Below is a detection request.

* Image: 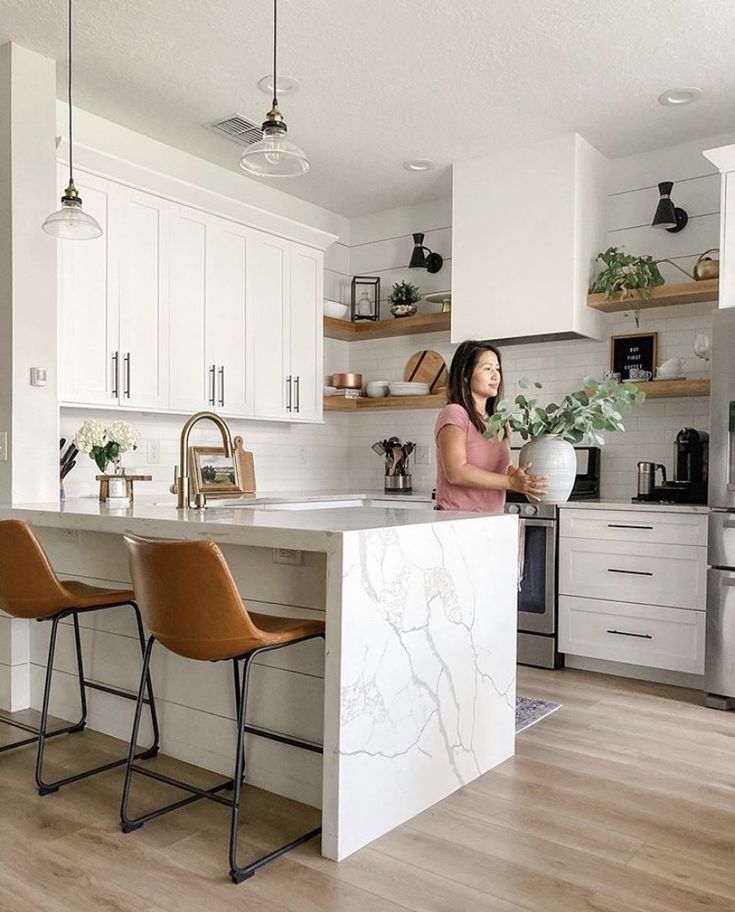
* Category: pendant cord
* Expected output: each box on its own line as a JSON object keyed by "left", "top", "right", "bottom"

{"left": 272, "top": 0, "right": 278, "bottom": 109}
{"left": 67, "top": 0, "right": 74, "bottom": 182}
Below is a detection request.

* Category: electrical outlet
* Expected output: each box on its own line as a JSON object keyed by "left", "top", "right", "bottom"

{"left": 273, "top": 547, "right": 304, "bottom": 566}
{"left": 414, "top": 446, "right": 430, "bottom": 466}
{"left": 0, "top": 431, "right": 7, "bottom": 462}
{"left": 147, "top": 440, "right": 161, "bottom": 464}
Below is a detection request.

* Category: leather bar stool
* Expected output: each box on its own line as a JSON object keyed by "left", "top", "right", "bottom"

{"left": 121, "top": 532, "right": 325, "bottom": 884}
{"left": 0, "top": 520, "right": 159, "bottom": 794}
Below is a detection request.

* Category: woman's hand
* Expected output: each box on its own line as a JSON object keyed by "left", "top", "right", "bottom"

{"left": 507, "top": 463, "right": 549, "bottom": 501}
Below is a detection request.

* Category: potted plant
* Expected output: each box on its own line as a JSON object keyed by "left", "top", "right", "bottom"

{"left": 388, "top": 281, "right": 420, "bottom": 318}
{"left": 485, "top": 377, "right": 645, "bottom": 503}
{"left": 589, "top": 246, "right": 665, "bottom": 326}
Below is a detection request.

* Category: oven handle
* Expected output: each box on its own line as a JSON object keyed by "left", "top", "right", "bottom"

{"left": 516, "top": 518, "right": 556, "bottom": 528}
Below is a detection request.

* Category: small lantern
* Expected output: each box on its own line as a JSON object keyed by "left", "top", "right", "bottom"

{"left": 351, "top": 276, "right": 381, "bottom": 322}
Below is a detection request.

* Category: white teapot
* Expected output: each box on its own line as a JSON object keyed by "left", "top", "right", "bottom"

{"left": 656, "top": 356, "right": 687, "bottom": 379}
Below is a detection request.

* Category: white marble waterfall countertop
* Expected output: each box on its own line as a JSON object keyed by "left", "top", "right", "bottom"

{"left": 0, "top": 492, "right": 499, "bottom": 552}
{"left": 558, "top": 500, "right": 709, "bottom": 515}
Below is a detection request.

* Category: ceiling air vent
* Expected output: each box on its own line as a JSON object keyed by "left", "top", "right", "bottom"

{"left": 206, "top": 113, "right": 263, "bottom": 147}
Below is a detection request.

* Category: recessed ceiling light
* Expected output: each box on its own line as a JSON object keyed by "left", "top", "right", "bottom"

{"left": 403, "top": 159, "right": 437, "bottom": 172}
{"left": 257, "top": 74, "right": 299, "bottom": 95}
{"left": 658, "top": 87, "right": 703, "bottom": 106}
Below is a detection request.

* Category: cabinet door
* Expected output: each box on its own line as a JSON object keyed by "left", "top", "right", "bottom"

{"left": 289, "top": 243, "right": 322, "bottom": 421}
{"left": 117, "top": 188, "right": 169, "bottom": 410}
{"left": 58, "top": 168, "right": 118, "bottom": 405}
{"left": 207, "top": 216, "right": 251, "bottom": 417}
{"left": 169, "top": 206, "right": 209, "bottom": 412}
{"left": 250, "top": 232, "right": 290, "bottom": 418}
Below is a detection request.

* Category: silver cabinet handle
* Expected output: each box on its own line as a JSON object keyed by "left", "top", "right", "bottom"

{"left": 209, "top": 365, "right": 216, "bottom": 406}
{"left": 607, "top": 568, "right": 653, "bottom": 576}
{"left": 286, "top": 375, "right": 292, "bottom": 412}
{"left": 295, "top": 375, "right": 300, "bottom": 413}
{"left": 218, "top": 365, "right": 225, "bottom": 407}
{"left": 607, "top": 524, "right": 654, "bottom": 530}
{"left": 606, "top": 629, "right": 653, "bottom": 639}
{"left": 111, "top": 351, "right": 119, "bottom": 399}
{"left": 123, "top": 352, "right": 131, "bottom": 398}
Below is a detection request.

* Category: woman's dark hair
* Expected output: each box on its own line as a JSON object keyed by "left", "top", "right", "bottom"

{"left": 446, "top": 340, "right": 503, "bottom": 433}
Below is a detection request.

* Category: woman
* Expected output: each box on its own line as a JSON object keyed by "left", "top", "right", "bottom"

{"left": 435, "top": 340, "right": 548, "bottom": 512}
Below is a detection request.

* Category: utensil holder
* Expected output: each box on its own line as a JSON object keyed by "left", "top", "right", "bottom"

{"left": 384, "top": 474, "right": 412, "bottom": 493}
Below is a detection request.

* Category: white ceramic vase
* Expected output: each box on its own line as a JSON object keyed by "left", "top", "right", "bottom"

{"left": 519, "top": 435, "right": 576, "bottom": 504}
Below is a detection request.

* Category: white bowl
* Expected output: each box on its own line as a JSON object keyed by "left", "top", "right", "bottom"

{"left": 366, "top": 381, "right": 390, "bottom": 398}
{"left": 389, "top": 381, "right": 430, "bottom": 396}
{"left": 324, "top": 300, "right": 349, "bottom": 320}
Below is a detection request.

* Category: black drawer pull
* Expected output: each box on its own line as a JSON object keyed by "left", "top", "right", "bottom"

{"left": 607, "top": 524, "right": 654, "bottom": 530}
{"left": 607, "top": 568, "right": 653, "bottom": 576}
{"left": 607, "top": 629, "right": 653, "bottom": 639}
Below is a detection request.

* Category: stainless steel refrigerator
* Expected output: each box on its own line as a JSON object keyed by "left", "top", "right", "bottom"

{"left": 706, "top": 307, "right": 735, "bottom": 709}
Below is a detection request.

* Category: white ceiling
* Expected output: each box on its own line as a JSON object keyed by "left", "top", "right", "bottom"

{"left": 1, "top": 0, "right": 735, "bottom": 217}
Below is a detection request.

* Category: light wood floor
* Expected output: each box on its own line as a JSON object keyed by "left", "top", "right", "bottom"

{"left": 2, "top": 665, "right": 735, "bottom": 912}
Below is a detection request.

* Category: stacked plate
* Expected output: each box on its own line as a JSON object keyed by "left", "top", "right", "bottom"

{"left": 388, "top": 381, "right": 430, "bottom": 396}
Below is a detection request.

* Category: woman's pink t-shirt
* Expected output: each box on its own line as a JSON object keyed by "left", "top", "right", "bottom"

{"left": 434, "top": 403, "right": 511, "bottom": 514}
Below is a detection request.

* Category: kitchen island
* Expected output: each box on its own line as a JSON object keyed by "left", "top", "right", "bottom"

{"left": 0, "top": 496, "right": 518, "bottom": 861}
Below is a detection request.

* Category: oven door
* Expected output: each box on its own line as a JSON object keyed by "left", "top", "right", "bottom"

{"left": 517, "top": 518, "right": 556, "bottom": 635}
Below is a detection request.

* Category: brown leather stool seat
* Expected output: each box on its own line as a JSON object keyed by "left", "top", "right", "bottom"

{"left": 121, "top": 533, "right": 325, "bottom": 884}
{"left": 0, "top": 520, "right": 159, "bottom": 794}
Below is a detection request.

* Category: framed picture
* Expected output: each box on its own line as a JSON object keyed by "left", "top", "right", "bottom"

{"left": 189, "top": 446, "right": 243, "bottom": 499}
{"left": 610, "top": 332, "right": 658, "bottom": 381}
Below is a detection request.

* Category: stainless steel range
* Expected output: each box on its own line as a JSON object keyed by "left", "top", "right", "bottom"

{"left": 506, "top": 447, "right": 600, "bottom": 669}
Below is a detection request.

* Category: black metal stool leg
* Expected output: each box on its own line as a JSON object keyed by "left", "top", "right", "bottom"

{"left": 34, "top": 614, "right": 63, "bottom": 795}
{"left": 120, "top": 636, "right": 155, "bottom": 832}
{"left": 229, "top": 654, "right": 253, "bottom": 881}
{"left": 130, "top": 603, "right": 159, "bottom": 759}
{"left": 68, "top": 612, "right": 88, "bottom": 734}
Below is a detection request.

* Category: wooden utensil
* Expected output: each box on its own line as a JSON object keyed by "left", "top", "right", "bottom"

{"left": 404, "top": 350, "right": 447, "bottom": 391}
{"left": 233, "top": 436, "right": 256, "bottom": 494}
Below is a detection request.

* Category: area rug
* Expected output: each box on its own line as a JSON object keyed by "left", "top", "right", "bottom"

{"left": 515, "top": 696, "right": 561, "bottom": 733}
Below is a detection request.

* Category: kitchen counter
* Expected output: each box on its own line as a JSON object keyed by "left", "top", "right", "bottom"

{"left": 559, "top": 500, "right": 709, "bottom": 514}
{"left": 0, "top": 497, "right": 517, "bottom": 862}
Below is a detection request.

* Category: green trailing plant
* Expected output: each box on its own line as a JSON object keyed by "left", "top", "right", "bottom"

{"left": 387, "top": 281, "right": 420, "bottom": 306}
{"left": 485, "top": 377, "right": 646, "bottom": 447}
{"left": 589, "top": 246, "right": 665, "bottom": 326}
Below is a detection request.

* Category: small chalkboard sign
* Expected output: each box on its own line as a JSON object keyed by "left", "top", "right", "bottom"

{"left": 610, "top": 332, "right": 658, "bottom": 380}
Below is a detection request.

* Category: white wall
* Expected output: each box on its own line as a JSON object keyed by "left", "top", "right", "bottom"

{"left": 339, "top": 134, "right": 728, "bottom": 502}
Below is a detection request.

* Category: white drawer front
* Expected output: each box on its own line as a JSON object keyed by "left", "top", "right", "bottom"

{"left": 559, "top": 538, "right": 706, "bottom": 610}
{"left": 560, "top": 509, "right": 707, "bottom": 547}
{"left": 559, "top": 596, "right": 705, "bottom": 674}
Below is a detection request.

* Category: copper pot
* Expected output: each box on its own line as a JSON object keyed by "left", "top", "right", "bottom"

{"left": 693, "top": 249, "right": 719, "bottom": 281}
{"left": 332, "top": 372, "right": 363, "bottom": 390}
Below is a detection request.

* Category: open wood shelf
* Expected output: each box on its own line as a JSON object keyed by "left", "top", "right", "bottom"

{"left": 324, "top": 393, "right": 446, "bottom": 411}
{"left": 586, "top": 279, "right": 718, "bottom": 314}
{"left": 634, "top": 378, "right": 710, "bottom": 399}
{"left": 324, "top": 311, "right": 450, "bottom": 341}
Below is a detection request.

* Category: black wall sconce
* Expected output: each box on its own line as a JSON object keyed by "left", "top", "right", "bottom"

{"left": 651, "top": 181, "right": 688, "bottom": 233}
{"left": 408, "top": 232, "right": 443, "bottom": 273}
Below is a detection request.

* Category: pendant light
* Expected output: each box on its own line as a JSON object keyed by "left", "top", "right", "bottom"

{"left": 42, "top": 0, "right": 102, "bottom": 240}
{"left": 239, "top": 0, "right": 310, "bottom": 178}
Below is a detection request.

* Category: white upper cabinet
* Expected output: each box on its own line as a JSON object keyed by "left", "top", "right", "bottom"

{"left": 58, "top": 168, "right": 116, "bottom": 405}
{"left": 169, "top": 208, "right": 252, "bottom": 417}
{"left": 117, "top": 188, "right": 170, "bottom": 410}
{"left": 250, "top": 234, "right": 323, "bottom": 421}
{"left": 702, "top": 143, "right": 735, "bottom": 309}
{"left": 59, "top": 167, "right": 327, "bottom": 422}
{"left": 451, "top": 132, "right": 608, "bottom": 344}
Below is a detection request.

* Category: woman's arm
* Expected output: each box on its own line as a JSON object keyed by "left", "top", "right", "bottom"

{"left": 437, "top": 424, "right": 548, "bottom": 499}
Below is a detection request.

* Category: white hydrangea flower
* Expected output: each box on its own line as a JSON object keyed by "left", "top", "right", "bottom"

{"left": 74, "top": 419, "right": 107, "bottom": 454}
{"left": 106, "top": 420, "right": 140, "bottom": 453}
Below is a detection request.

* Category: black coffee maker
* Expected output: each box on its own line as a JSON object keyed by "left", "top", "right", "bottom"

{"left": 633, "top": 427, "right": 709, "bottom": 504}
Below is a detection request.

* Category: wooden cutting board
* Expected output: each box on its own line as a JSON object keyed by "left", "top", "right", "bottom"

{"left": 233, "top": 436, "right": 256, "bottom": 494}
{"left": 404, "top": 350, "right": 448, "bottom": 391}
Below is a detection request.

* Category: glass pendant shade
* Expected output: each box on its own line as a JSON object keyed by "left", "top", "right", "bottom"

{"left": 42, "top": 193, "right": 102, "bottom": 240}
{"left": 239, "top": 124, "right": 310, "bottom": 178}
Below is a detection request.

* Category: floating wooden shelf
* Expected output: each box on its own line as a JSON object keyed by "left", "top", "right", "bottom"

{"left": 634, "top": 378, "right": 710, "bottom": 399}
{"left": 324, "top": 393, "right": 446, "bottom": 411}
{"left": 586, "top": 279, "right": 718, "bottom": 314}
{"left": 324, "top": 311, "right": 450, "bottom": 341}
